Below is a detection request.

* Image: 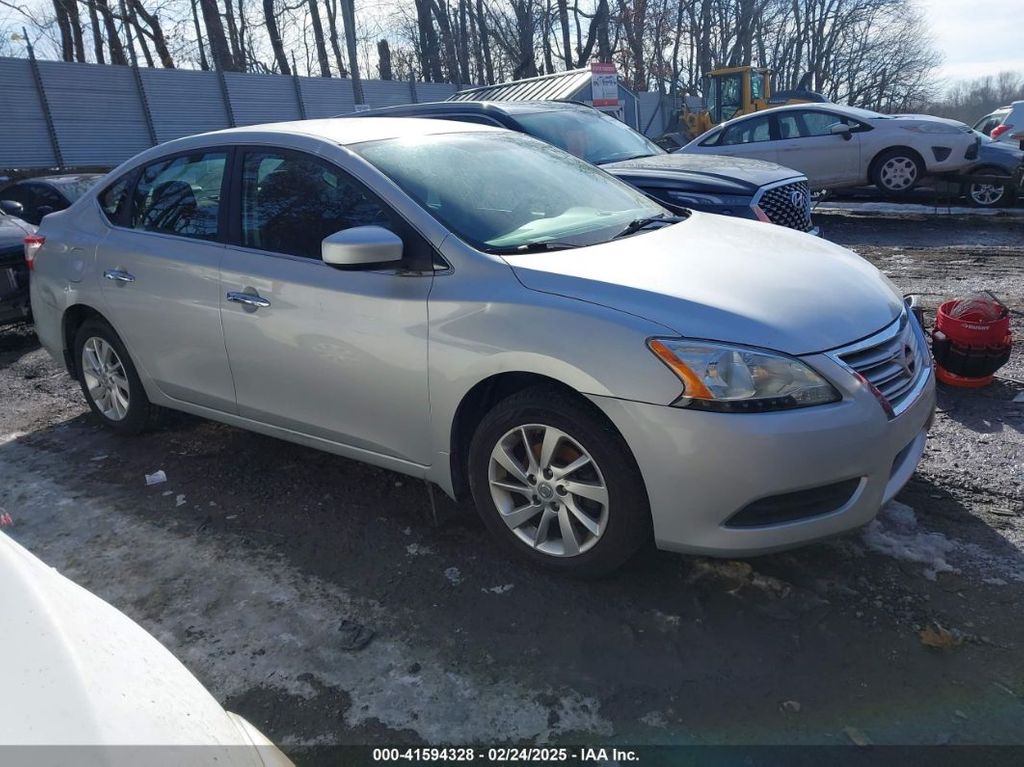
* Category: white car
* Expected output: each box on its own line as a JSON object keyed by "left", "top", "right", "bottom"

{"left": 974, "top": 100, "right": 1024, "bottom": 144}
{"left": 0, "top": 532, "right": 291, "bottom": 763}
{"left": 679, "top": 103, "right": 980, "bottom": 193}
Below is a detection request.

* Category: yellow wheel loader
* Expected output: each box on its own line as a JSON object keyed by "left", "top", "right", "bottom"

{"left": 656, "top": 66, "right": 827, "bottom": 150}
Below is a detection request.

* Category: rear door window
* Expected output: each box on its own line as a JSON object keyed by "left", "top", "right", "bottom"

{"left": 131, "top": 152, "right": 227, "bottom": 240}
{"left": 719, "top": 115, "right": 772, "bottom": 145}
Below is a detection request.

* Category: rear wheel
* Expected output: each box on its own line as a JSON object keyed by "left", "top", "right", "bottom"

{"left": 964, "top": 168, "right": 1012, "bottom": 207}
{"left": 872, "top": 149, "right": 924, "bottom": 194}
{"left": 468, "top": 387, "right": 651, "bottom": 576}
{"left": 74, "top": 319, "right": 153, "bottom": 435}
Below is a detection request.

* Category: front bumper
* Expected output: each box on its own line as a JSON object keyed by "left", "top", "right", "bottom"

{"left": 589, "top": 364, "right": 936, "bottom": 557}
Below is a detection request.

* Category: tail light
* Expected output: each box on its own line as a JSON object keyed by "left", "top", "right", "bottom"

{"left": 990, "top": 123, "right": 1013, "bottom": 139}
{"left": 23, "top": 234, "right": 45, "bottom": 271}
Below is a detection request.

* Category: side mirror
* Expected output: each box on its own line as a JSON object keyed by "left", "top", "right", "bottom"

{"left": 0, "top": 200, "right": 24, "bottom": 217}
{"left": 829, "top": 123, "right": 852, "bottom": 140}
{"left": 322, "top": 225, "right": 403, "bottom": 267}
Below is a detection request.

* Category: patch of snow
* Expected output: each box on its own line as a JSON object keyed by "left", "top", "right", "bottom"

{"left": 0, "top": 432, "right": 26, "bottom": 445}
{"left": 145, "top": 470, "right": 167, "bottom": 486}
{"left": 444, "top": 567, "right": 463, "bottom": 585}
{"left": 406, "top": 543, "right": 432, "bottom": 557}
{"left": 862, "top": 502, "right": 957, "bottom": 580}
{"left": 482, "top": 584, "right": 514, "bottom": 595}
{"left": 175, "top": 495, "right": 187, "bottom": 508}
{"left": 640, "top": 711, "right": 667, "bottom": 728}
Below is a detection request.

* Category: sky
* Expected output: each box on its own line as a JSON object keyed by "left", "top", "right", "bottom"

{"left": 920, "top": 0, "right": 1024, "bottom": 85}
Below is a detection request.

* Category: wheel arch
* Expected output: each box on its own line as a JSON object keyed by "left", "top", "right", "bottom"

{"left": 61, "top": 304, "right": 111, "bottom": 377}
{"left": 869, "top": 145, "right": 926, "bottom": 175}
{"left": 447, "top": 372, "right": 629, "bottom": 502}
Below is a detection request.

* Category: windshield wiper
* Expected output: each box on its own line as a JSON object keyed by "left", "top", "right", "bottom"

{"left": 595, "top": 152, "right": 657, "bottom": 165}
{"left": 612, "top": 214, "right": 682, "bottom": 240}
{"left": 486, "top": 241, "right": 583, "bottom": 255}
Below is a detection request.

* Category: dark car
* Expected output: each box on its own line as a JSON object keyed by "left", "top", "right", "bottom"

{"left": 347, "top": 101, "right": 816, "bottom": 233}
{"left": 0, "top": 174, "right": 103, "bottom": 226}
{"left": 961, "top": 129, "right": 1023, "bottom": 208}
{"left": 0, "top": 211, "right": 35, "bottom": 326}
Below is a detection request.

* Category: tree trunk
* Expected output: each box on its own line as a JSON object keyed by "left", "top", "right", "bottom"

{"left": 377, "top": 39, "right": 393, "bottom": 80}
{"left": 65, "top": 0, "right": 86, "bottom": 62}
{"left": 131, "top": 0, "right": 175, "bottom": 68}
{"left": 223, "top": 0, "right": 243, "bottom": 69}
{"left": 198, "top": 0, "right": 237, "bottom": 70}
{"left": 474, "top": 0, "right": 493, "bottom": 83}
{"left": 191, "top": 0, "right": 210, "bottom": 69}
{"left": 324, "top": 0, "right": 350, "bottom": 76}
{"left": 52, "top": 0, "right": 74, "bottom": 61}
{"left": 556, "top": 0, "right": 572, "bottom": 67}
{"left": 262, "top": 0, "right": 290, "bottom": 74}
{"left": 338, "top": 0, "right": 363, "bottom": 100}
{"left": 87, "top": 0, "right": 104, "bottom": 63}
{"left": 307, "top": 0, "right": 332, "bottom": 77}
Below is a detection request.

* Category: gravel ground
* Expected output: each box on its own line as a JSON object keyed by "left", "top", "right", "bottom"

{"left": 1, "top": 212, "right": 1022, "bottom": 753}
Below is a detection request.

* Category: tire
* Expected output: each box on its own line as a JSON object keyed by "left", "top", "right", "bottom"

{"left": 467, "top": 386, "right": 651, "bottom": 577}
{"left": 964, "top": 168, "right": 1012, "bottom": 208}
{"left": 871, "top": 148, "right": 925, "bottom": 194}
{"left": 74, "top": 318, "right": 153, "bottom": 435}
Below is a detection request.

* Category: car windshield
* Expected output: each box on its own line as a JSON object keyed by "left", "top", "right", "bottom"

{"left": 513, "top": 108, "right": 664, "bottom": 165}
{"left": 354, "top": 132, "right": 669, "bottom": 253}
{"left": 837, "top": 105, "right": 886, "bottom": 120}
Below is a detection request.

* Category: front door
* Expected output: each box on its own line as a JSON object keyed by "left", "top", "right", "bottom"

{"left": 219, "top": 148, "right": 433, "bottom": 465}
{"left": 96, "top": 149, "right": 236, "bottom": 412}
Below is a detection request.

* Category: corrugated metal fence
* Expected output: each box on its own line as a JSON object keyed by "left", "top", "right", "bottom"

{"left": 0, "top": 57, "right": 461, "bottom": 170}
{"left": 1, "top": 57, "right": 673, "bottom": 171}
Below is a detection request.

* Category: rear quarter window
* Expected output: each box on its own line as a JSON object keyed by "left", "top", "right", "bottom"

{"left": 98, "top": 175, "right": 133, "bottom": 225}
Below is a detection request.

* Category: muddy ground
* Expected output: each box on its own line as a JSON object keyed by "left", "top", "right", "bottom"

{"left": 1, "top": 211, "right": 1022, "bottom": 756}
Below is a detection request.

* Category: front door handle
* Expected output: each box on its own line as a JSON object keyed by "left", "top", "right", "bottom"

{"left": 226, "top": 291, "right": 271, "bottom": 309}
{"left": 103, "top": 269, "right": 135, "bottom": 283}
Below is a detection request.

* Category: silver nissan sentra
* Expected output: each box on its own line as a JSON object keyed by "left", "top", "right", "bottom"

{"left": 28, "top": 118, "right": 935, "bottom": 575}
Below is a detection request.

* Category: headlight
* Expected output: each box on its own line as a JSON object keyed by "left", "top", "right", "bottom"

{"left": 666, "top": 191, "right": 752, "bottom": 207}
{"left": 900, "top": 123, "right": 960, "bottom": 135}
{"left": 648, "top": 338, "right": 841, "bottom": 412}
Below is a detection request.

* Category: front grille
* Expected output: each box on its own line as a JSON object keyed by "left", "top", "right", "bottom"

{"left": 725, "top": 478, "right": 861, "bottom": 528}
{"left": 754, "top": 180, "right": 813, "bottom": 232}
{"left": 836, "top": 314, "right": 926, "bottom": 415}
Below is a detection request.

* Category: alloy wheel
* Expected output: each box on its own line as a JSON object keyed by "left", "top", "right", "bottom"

{"left": 969, "top": 182, "right": 1006, "bottom": 206}
{"left": 879, "top": 157, "right": 918, "bottom": 190}
{"left": 487, "top": 424, "right": 608, "bottom": 557}
{"left": 81, "top": 336, "right": 130, "bottom": 421}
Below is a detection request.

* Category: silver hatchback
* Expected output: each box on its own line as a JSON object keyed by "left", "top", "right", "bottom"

{"left": 29, "top": 118, "right": 935, "bottom": 575}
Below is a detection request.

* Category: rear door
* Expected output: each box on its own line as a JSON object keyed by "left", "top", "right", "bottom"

{"left": 774, "top": 110, "right": 863, "bottom": 187}
{"left": 219, "top": 147, "right": 433, "bottom": 464}
{"left": 96, "top": 149, "right": 237, "bottom": 412}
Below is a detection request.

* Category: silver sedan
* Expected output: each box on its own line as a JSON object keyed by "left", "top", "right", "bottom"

{"left": 28, "top": 118, "right": 935, "bottom": 575}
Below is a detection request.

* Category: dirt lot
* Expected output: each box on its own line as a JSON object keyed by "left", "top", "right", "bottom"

{"left": 1, "top": 211, "right": 1022, "bottom": 754}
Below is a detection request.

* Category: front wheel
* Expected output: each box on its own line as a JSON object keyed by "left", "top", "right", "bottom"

{"left": 872, "top": 149, "right": 924, "bottom": 194}
{"left": 468, "top": 387, "right": 651, "bottom": 576}
{"left": 74, "top": 319, "right": 153, "bottom": 435}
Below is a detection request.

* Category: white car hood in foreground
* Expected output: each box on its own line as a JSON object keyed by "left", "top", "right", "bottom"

{"left": 0, "top": 533, "right": 290, "bottom": 765}
{"left": 507, "top": 213, "right": 903, "bottom": 355}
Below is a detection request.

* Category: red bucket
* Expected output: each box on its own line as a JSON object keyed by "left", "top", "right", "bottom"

{"left": 932, "top": 294, "right": 1011, "bottom": 387}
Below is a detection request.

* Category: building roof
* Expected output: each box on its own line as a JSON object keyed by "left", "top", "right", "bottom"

{"left": 450, "top": 69, "right": 596, "bottom": 103}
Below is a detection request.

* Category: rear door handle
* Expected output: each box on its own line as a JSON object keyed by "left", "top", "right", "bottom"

{"left": 103, "top": 269, "right": 135, "bottom": 283}
{"left": 226, "top": 291, "right": 271, "bottom": 309}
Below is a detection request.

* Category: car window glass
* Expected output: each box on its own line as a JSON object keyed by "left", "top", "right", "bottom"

{"left": 432, "top": 114, "right": 502, "bottom": 127}
{"left": 719, "top": 115, "right": 771, "bottom": 145}
{"left": 99, "top": 176, "right": 132, "bottom": 224}
{"left": 241, "top": 150, "right": 394, "bottom": 259}
{"left": 777, "top": 111, "right": 849, "bottom": 139}
{"left": 132, "top": 152, "right": 226, "bottom": 240}
{"left": 2, "top": 184, "right": 34, "bottom": 207}
{"left": 31, "top": 185, "right": 65, "bottom": 209}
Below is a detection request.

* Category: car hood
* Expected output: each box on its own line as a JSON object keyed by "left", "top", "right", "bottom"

{"left": 0, "top": 532, "right": 289, "bottom": 761}
{"left": 601, "top": 152, "right": 799, "bottom": 193}
{"left": 506, "top": 213, "right": 903, "bottom": 356}
{"left": 882, "top": 114, "right": 971, "bottom": 131}
{"left": 977, "top": 139, "right": 1024, "bottom": 167}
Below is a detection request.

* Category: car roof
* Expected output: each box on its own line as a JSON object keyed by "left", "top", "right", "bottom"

{"left": 349, "top": 100, "right": 591, "bottom": 117}
{"left": 207, "top": 116, "right": 501, "bottom": 145}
